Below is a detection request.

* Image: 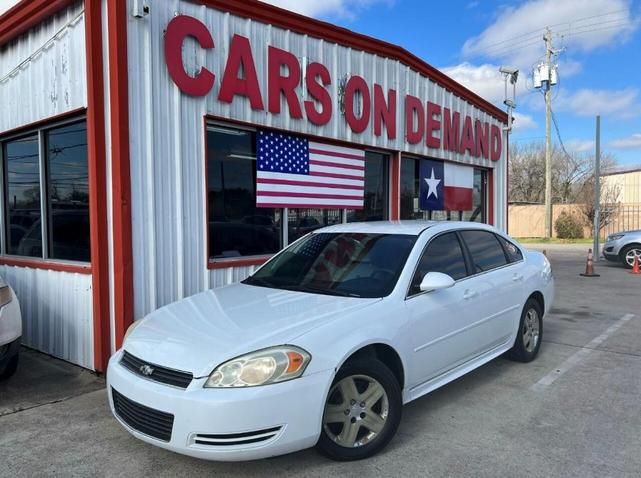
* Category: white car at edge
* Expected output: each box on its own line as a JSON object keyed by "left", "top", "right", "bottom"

{"left": 0, "top": 276, "right": 22, "bottom": 380}
{"left": 107, "top": 221, "right": 554, "bottom": 461}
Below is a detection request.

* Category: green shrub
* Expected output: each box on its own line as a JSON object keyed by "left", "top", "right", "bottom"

{"left": 555, "top": 212, "right": 584, "bottom": 239}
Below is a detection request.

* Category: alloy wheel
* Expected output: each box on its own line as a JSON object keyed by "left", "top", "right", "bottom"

{"left": 522, "top": 308, "right": 540, "bottom": 353}
{"left": 322, "top": 374, "right": 389, "bottom": 448}
{"left": 625, "top": 248, "right": 641, "bottom": 267}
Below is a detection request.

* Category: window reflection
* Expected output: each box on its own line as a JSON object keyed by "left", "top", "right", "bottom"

{"left": 46, "top": 122, "right": 90, "bottom": 261}
{"left": 346, "top": 151, "right": 389, "bottom": 222}
{"left": 4, "top": 135, "right": 41, "bottom": 257}
{"left": 207, "top": 127, "right": 281, "bottom": 259}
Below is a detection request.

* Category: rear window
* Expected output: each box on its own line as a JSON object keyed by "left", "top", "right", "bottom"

{"left": 460, "top": 230, "right": 508, "bottom": 273}
{"left": 497, "top": 236, "right": 523, "bottom": 263}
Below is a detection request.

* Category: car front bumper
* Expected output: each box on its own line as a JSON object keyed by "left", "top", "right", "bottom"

{"left": 106, "top": 350, "right": 333, "bottom": 461}
{"left": 602, "top": 238, "right": 625, "bottom": 260}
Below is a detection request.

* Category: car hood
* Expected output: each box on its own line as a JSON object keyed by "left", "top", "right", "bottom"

{"left": 123, "top": 283, "right": 380, "bottom": 377}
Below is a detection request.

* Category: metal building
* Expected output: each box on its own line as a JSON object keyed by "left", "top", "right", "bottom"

{"left": 0, "top": 0, "right": 508, "bottom": 371}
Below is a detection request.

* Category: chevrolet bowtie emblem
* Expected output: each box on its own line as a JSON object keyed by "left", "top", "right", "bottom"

{"left": 139, "top": 364, "right": 154, "bottom": 376}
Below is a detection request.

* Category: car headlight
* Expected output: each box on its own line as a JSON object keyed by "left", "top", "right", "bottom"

{"left": 0, "top": 285, "right": 12, "bottom": 308}
{"left": 123, "top": 319, "right": 142, "bottom": 343}
{"left": 607, "top": 234, "right": 624, "bottom": 241}
{"left": 204, "top": 346, "right": 311, "bottom": 388}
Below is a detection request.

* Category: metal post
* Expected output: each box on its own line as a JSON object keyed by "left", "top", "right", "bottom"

{"left": 593, "top": 116, "right": 601, "bottom": 260}
{"left": 544, "top": 28, "right": 553, "bottom": 238}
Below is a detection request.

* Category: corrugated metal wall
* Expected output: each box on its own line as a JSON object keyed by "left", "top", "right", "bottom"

{"left": 0, "top": 266, "right": 93, "bottom": 369}
{"left": 126, "top": 0, "right": 508, "bottom": 320}
{"left": 0, "top": 1, "right": 93, "bottom": 368}
{"left": 0, "top": 1, "right": 86, "bottom": 133}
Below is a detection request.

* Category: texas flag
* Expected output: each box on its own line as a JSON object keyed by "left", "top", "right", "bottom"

{"left": 419, "top": 159, "right": 473, "bottom": 211}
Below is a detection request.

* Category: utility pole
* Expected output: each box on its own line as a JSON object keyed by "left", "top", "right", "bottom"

{"left": 544, "top": 28, "right": 553, "bottom": 238}
{"left": 593, "top": 115, "right": 601, "bottom": 260}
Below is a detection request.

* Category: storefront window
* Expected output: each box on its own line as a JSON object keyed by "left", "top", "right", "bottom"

{"left": 400, "top": 156, "right": 486, "bottom": 222}
{"left": 46, "top": 122, "right": 90, "bottom": 261}
{"left": 287, "top": 208, "right": 342, "bottom": 243}
{"left": 207, "top": 126, "right": 282, "bottom": 259}
{"left": 346, "top": 151, "right": 389, "bottom": 222}
{"left": 2, "top": 120, "right": 90, "bottom": 261}
{"left": 4, "top": 135, "right": 41, "bottom": 257}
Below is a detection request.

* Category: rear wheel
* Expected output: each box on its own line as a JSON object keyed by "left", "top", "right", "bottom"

{"left": 507, "top": 298, "right": 543, "bottom": 363}
{"left": 316, "top": 358, "right": 401, "bottom": 461}
{"left": 620, "top": 245, "right": 641, "bottom": 269}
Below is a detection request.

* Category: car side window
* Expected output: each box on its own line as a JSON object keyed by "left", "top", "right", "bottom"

{"left": 497, "top": 235, "right": 523, "bottom": 263}
{"left": 460, "top": 230, "right": 508, "bottom": 273}
{"left": 409, "top": 232, "right": 468, "bottom": 296}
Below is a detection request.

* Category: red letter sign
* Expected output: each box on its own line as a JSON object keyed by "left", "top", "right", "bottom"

{"left": 405, "top": 95, "right": 424, "bottom": 144}
{"left": 490, "top": 125, "right": 502, "bottom": 161}
{"left": 304, "top": 62, "right": 332, "bottom": 126}
{"left": 164, "top": 15, "right": 215, "bottom": 97}
{"left": 344, "top": 76, "right": 371, "bottom": 133}
{"left": 443, "top": 108, "right": 460, "bottom": 153}
{"left": 426, "top": 102, "right": 441, "bottom": 149}
{"left": 373, "top": 84, "right": 397, "bottom": 139}
{"left": 268, "top": 46, "right": 303, "bottom": 118}
{"left": 218, "top": 34, "right": 264, "bottom": 110}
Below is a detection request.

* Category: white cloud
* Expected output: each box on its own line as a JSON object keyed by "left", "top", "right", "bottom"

{"left": 556, "top": 88, "right": 640, "bottom": 119}
{"left": 461, "top": 0, "right": 639, "bottom": 68}
{"left": 512, "top": 112, "right": 537, "bottom": 131}
{"left": 440, "top": 62, "right": 531, "bottom": 104}
{"left": 0, "top": 0, "right": 19, "bottom": 15}
{"left": 565, "top": 139, "right": 595, "bottom": 153}
{"left": 609, "top": 133, "right": 641, "bottom": 150}
{"left": 259, "top": 0, "right": 392, "bottom": 19}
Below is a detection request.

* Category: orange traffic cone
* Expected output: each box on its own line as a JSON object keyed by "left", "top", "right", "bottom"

{"left": 580, "top": 248, "right": 600, "bottom": 277}
{"left": 631, "top": 254, "right": 641, "bottom": 275}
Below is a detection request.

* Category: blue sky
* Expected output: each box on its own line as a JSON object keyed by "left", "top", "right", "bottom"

{"left": 265, "top": 0, "right": 641, "bottom": 168}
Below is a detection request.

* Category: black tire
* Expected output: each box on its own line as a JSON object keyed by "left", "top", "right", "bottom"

{"left": 506, "top": 298, "right": 543, "bottom": 363}
{"left": 620, "top": 244, "right": 641, "bottom": 269}
{"left": 316, "top": 358, "right": 402, "bottom": 461}
{"left": 0, "top": 353, "right": 18, "bottom": 380}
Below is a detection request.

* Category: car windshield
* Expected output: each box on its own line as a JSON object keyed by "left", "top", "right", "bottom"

{"left": 243, "top": 232, "right": 417, "bottom": 298}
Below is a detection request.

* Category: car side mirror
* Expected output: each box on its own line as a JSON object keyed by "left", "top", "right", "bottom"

{"left": 419, "top": 272, "right": 455, "bottom": 293}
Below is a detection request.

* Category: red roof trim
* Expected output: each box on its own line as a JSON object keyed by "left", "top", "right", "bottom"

{"left": 191, "top": 0, "right": 508, "bottom": 123}
{"left": 0, "top": 0, "right": 74, "bottom": 46}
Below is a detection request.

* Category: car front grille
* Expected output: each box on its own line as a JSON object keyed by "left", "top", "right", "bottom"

{"left": 193, "top": 426, "right": 282, "bottom": 447}
{"left": 111, "top": 388, "right": 174, "bottom": 442}
{"left": 120, "top": 351, "right": 193, "bottom": 389}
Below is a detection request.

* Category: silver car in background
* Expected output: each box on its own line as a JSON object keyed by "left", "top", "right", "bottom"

{"left": 603, "top": 230, "right": 641, "bottom": 268}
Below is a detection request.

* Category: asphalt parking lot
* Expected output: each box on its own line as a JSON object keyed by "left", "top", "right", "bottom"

{"left": 1, "top": 244, "right": 639, "bottom": 477}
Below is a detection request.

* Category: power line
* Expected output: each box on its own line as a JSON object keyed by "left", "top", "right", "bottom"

{"left": 473, "top": 8, "right": 629, "bottom": 54}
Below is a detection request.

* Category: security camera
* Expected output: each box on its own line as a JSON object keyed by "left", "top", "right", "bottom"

{"left": 499, "top": 66, "right": 518, "bottom": 75}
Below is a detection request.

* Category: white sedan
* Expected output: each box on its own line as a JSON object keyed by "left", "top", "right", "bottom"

{"left": 0, "top": 277, "right": 22, "bottom": 380}
{"left": 107, "top": 221, "right": 554, "bottom": 461}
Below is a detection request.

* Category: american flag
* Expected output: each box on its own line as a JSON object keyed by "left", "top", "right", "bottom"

{"left": 256, "top": 130, "right": 365, "bottom": 209}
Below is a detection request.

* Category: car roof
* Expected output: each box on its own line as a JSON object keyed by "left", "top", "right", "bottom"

{"left": 315, "top": 220, "right": 496, "bottom": 236}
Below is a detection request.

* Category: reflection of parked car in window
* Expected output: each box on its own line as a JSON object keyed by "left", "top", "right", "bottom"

{"left": 17, "top": 210, "right": 90, "bottom": 261}
{"left": 209, "top": 220, "right": 280, "bottom": 258}
{"left": 0, "top": 276, "right": 22, "bottom": 380}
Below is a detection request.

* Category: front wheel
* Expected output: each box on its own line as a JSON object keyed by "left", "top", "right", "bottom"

{"left": 316, "top": 358, "right": 402, "bottom": 461}
{"left": 621, "top": 245, "right": 641, "bottom": 269}
{"left": 506, "top": 298, "right": 543, "bottom": 363}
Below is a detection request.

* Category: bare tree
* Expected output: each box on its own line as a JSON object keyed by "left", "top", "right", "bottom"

{"left": 509, "top": 142, "right": 618, "bottom": 205}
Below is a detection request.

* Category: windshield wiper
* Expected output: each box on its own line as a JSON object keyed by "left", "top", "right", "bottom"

{"left": 281, "top": 284, "right": 361, "bottom": 298}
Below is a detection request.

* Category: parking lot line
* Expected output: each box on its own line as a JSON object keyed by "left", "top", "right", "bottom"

{"left": 531, "top": 314, "right": 635, "bottom": 392}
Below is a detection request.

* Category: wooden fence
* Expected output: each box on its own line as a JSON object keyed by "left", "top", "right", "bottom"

{"left": 508, "top": 203, "right": 641, "bottom": 238}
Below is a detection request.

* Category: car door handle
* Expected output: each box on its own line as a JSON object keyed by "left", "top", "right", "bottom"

{"left": 512, "top": 273, "right": 524, "bottom": 282}
{"left": 463, "top": 289, "right": 478, "bottom": 300}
